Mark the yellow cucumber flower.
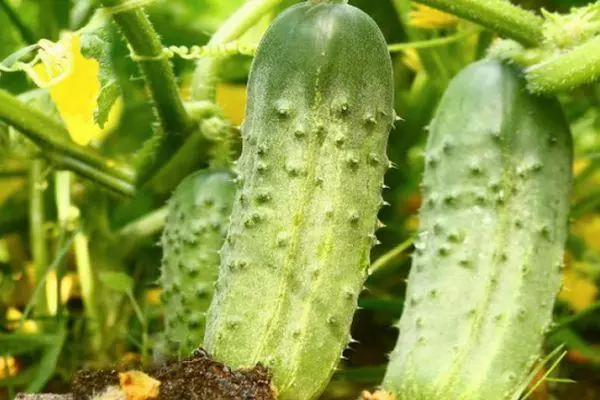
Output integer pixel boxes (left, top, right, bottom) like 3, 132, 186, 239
408, 4, 459, 30
31, 33, 121, 146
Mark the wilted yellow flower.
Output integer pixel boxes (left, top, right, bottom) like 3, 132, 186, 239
119, 370, 161, 400
31, 33, 121, 146
408, 4, 459, 30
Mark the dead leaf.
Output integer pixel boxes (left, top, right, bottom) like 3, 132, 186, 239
119, 371, 160, 400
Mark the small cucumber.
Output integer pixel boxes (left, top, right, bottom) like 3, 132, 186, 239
383, 59, 572, 400
160, 170, 235, 356
204, 1, 395, 399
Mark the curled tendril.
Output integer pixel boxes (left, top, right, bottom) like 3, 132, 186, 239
129, 41, 258, 62
101, 0, 156, 16
0, 36, 74, 88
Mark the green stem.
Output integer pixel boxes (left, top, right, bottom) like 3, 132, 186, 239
29, 159, 48, 316
388, 28, 479, 52
0, 169, 28, 178
38, 0, 59, 40
369, 237, 414, 276
0, 0, 37, 44
117, 206, 168, 238
54, 171, 71, 227
0, 89, 136, 196
551, 299, 600, 333
570, 188, 600, 218
126, 289, 148, 362
414, 0, 543, 46
191, 0, 284, 100
74, 231, 102, 352
150, 118, 240, 194
100, 0, 195, 183
46, 152, 135, 196
526, 35, 600, 94
20, 232, 76, 325
53, 171, 71, 319
548, 328, 600, 364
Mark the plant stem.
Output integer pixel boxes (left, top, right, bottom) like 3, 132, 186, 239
369, 237, 414, 276
148, 101, 236, 193
100, 0, 195, 184
191, 0, 284, 100
38, 0, 59, 40
29, 159, 48, 316
53, 171, 72, 319
118, 206, 168, 238
0, 0, 37, 44
551, 299, 600, 333
46, 152, 135, 196
0, 169, 28, 178
74, 231, 102, 352
54, 171, 71, 226
20, 232, 76, 327
526, 35, 600, 94
0, 89, 136, 196
414, 0, 543, 46
388, 29, 479, 52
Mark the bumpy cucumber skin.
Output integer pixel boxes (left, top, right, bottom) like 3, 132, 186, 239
383, 60, 572, 400
160, 170, 235, 356
204, 2, 394, 399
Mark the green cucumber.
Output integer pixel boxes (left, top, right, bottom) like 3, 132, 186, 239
160, 170, 235, 356
204, 1, 394, 399
382, 59, 572, 400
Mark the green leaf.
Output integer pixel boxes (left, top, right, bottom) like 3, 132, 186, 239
0, 333, 56, 355
99, 270, 133, 294
80, 15, 121, 128
25, 321, 67, 392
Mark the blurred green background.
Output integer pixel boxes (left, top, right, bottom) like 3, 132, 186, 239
0, 0, 599, 399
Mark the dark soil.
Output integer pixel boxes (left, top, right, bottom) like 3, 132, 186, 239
70, 348, 276, 400
71, 369, 119, 399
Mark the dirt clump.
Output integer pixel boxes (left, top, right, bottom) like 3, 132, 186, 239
70, 348, 277, 400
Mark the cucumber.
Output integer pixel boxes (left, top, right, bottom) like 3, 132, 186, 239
203, 1, 394, 399
160, 170, 235, 356
382, 59, 572, 400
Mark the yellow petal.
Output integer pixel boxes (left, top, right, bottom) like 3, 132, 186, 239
46, 270, 76, 315
559, 267, 598, 312
216, 83, 247, 126
408, 4, 459, 29
32, 34, 121, 146
145, 288, 162, 305
5, 307, 39, 333
401, 48, 423, 72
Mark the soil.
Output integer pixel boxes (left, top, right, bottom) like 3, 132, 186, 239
71, 369, 119, 399
70, 348, 277, 400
